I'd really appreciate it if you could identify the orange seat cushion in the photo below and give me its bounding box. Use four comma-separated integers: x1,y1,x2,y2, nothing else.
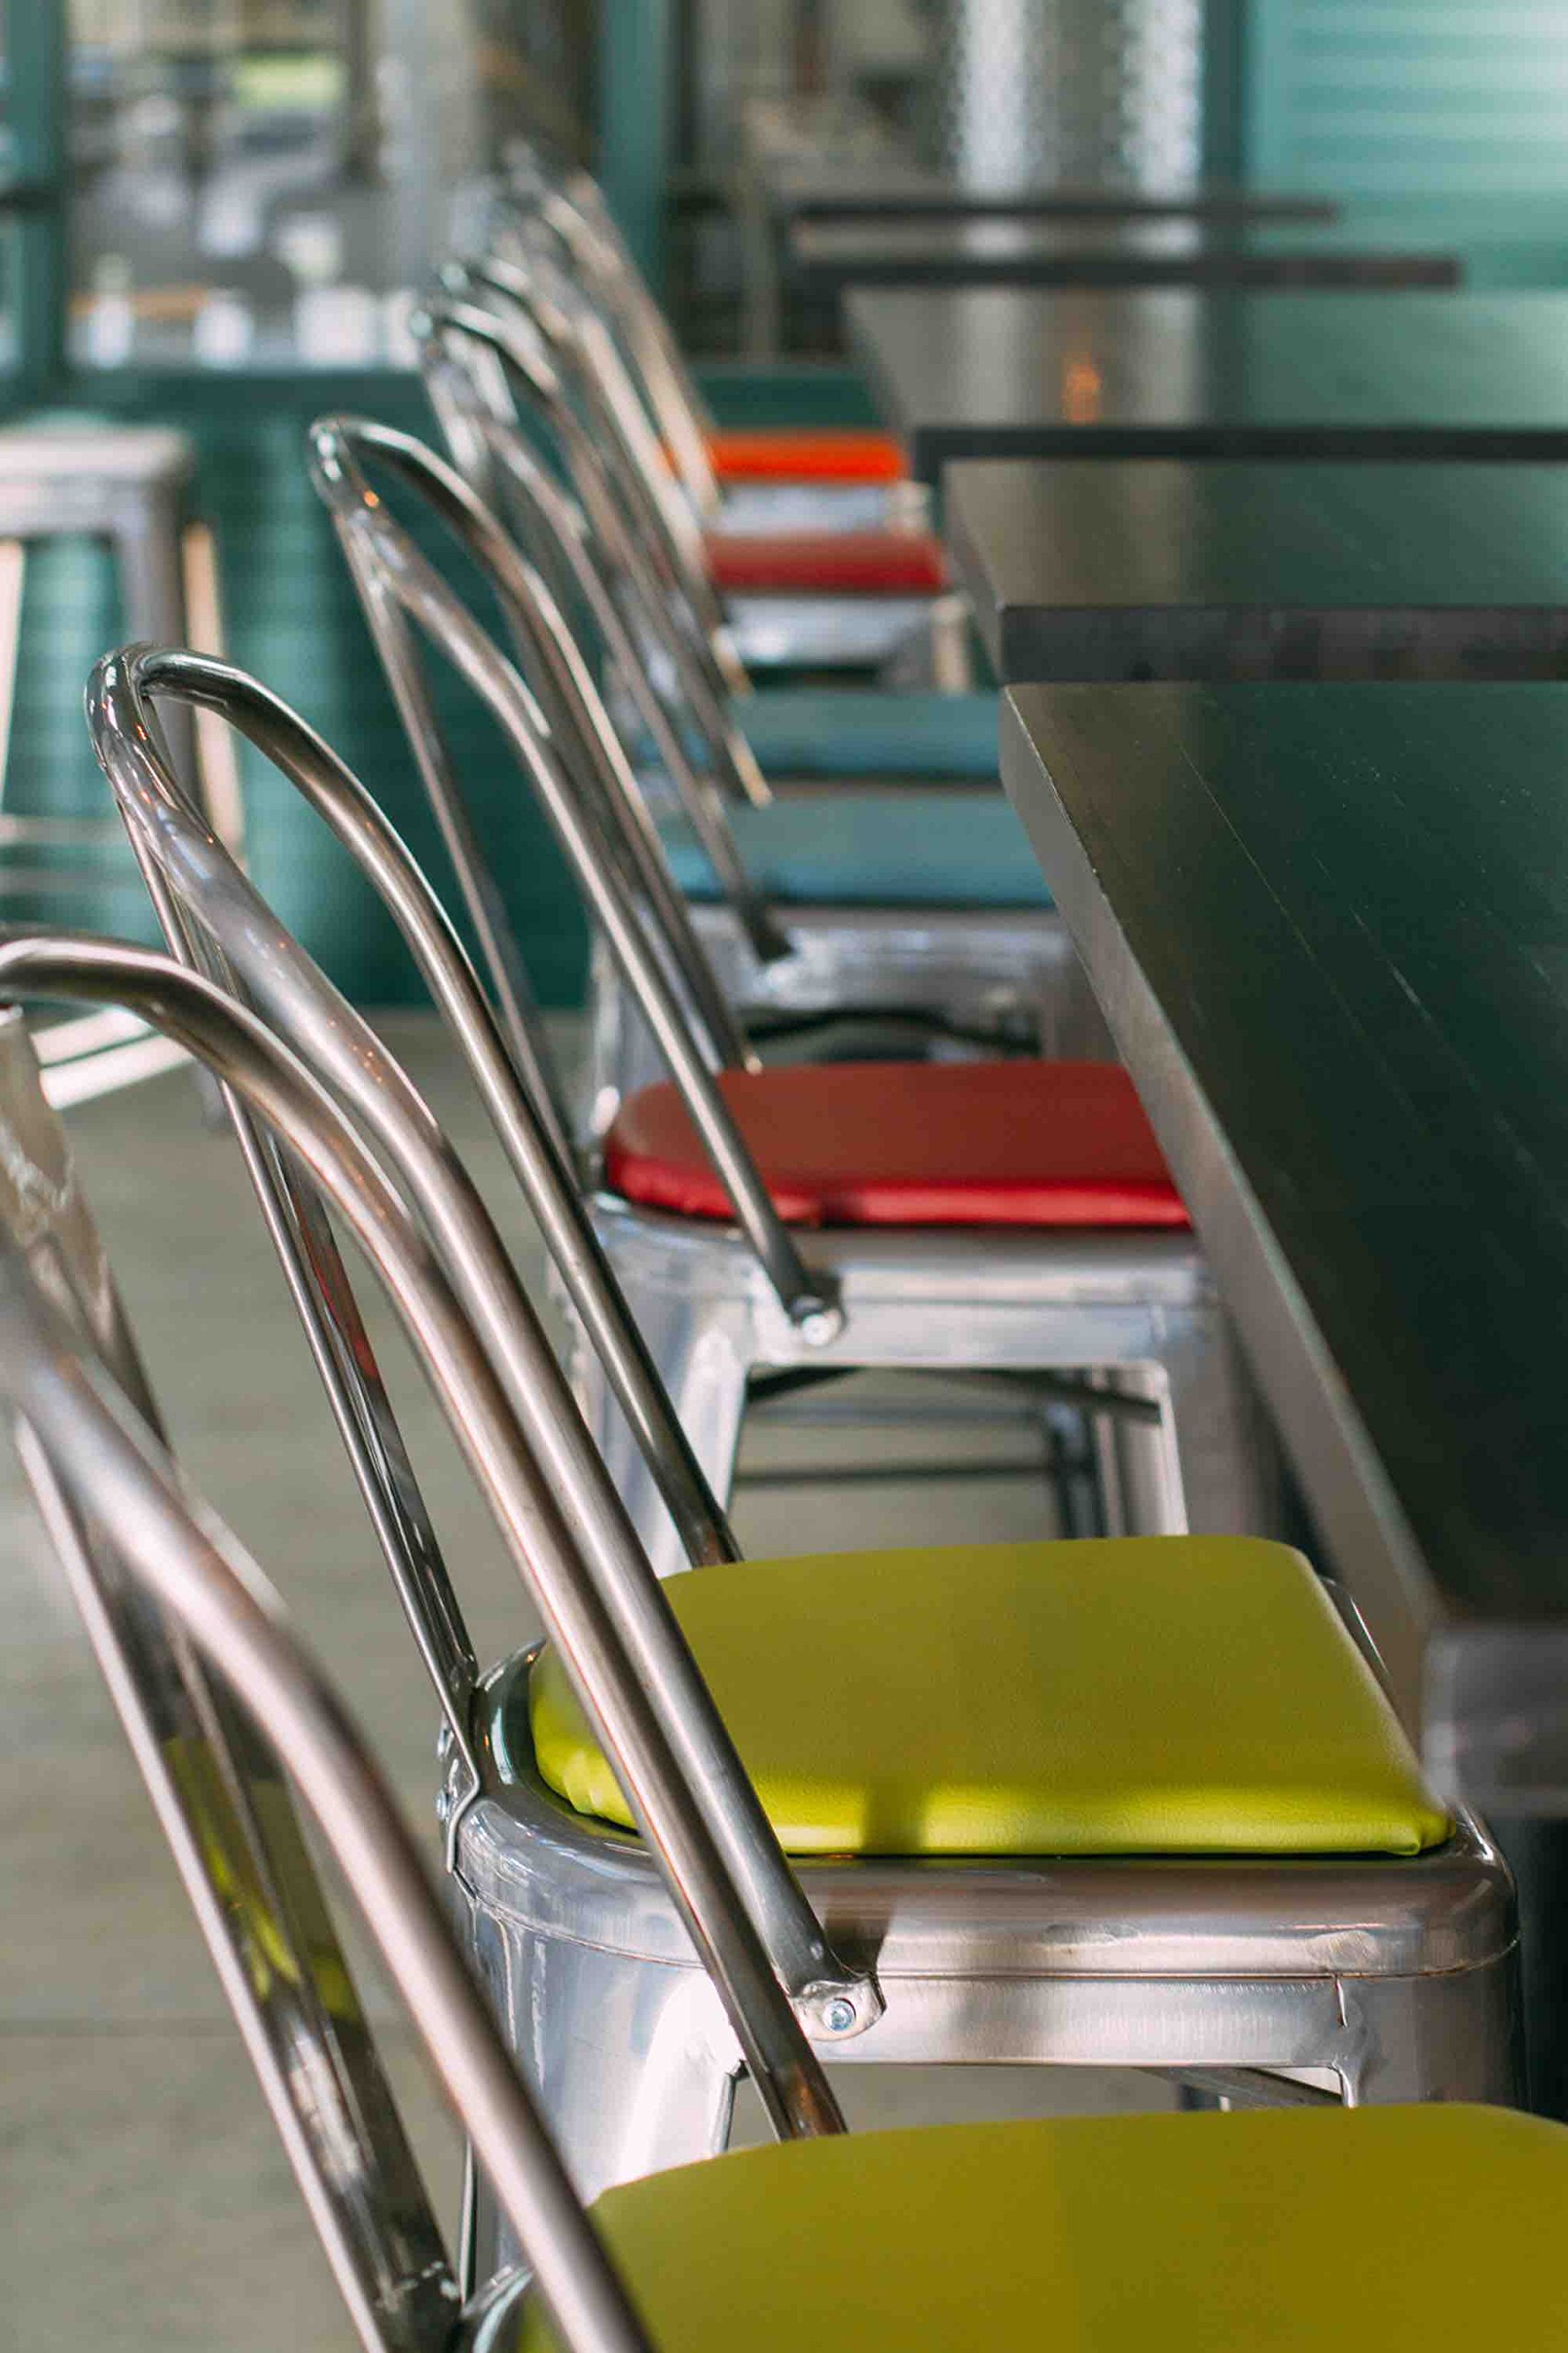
704,528,949,597
704,426,908,484
602,1060,1191,1229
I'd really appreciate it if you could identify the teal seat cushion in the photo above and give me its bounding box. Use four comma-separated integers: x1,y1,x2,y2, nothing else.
658,790,1051,908
738,688,999,779
631,688,1000,781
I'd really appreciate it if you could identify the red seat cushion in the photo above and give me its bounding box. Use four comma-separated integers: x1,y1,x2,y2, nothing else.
603,1061,1191,1230
704,529,949,597
704,427,908,485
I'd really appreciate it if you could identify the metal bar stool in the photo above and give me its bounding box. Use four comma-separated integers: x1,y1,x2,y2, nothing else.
4,1056,1558,2353
0,423,243,1103
0,951,1523,2323
308,417,1272,1556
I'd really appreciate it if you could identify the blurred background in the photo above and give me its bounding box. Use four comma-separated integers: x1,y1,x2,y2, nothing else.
2,0,1566,1006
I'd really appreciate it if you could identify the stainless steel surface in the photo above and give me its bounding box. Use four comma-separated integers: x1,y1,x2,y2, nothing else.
0,1132,651,2353
926,0,1201,192
458,1639,1517,2255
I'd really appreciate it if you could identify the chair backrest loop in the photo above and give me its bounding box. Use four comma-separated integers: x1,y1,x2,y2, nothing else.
0,938,870,2129
0,1183,653,2353
306,419,842,1341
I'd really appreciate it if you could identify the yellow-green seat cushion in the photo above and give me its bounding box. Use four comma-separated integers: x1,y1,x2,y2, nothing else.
515,2105,1568,2353
526,1536,1449,1858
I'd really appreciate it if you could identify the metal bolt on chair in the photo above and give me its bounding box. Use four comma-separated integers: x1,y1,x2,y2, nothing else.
0,979,1535,2347
306,415,1276,1560
73,658,1520,2249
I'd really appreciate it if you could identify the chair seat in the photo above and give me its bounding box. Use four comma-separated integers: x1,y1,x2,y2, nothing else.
528,1536,1449,1857
657,790,1050,908
516,2106,1568,2353
705,528,948,597
703,426,907,484
602,1059,1186,1228
738,687,999,779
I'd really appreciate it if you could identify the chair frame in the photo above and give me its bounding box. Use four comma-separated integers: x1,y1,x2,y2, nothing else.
308,413,1280,1559
414,291,1094,1138
77,654,1521,2273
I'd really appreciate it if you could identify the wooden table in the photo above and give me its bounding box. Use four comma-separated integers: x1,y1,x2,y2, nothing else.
945,459,1568,683
848,289,1568,482
793,215,1457,293
1000,680,1568,1804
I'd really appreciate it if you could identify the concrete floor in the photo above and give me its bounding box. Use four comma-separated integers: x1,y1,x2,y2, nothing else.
0,1013,1169,2348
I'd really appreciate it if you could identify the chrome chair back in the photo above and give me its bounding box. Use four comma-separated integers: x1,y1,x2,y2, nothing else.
0,1029,656,2351
66,685,1521,2250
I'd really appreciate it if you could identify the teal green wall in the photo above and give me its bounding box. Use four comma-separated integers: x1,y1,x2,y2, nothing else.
1243,2,1568,286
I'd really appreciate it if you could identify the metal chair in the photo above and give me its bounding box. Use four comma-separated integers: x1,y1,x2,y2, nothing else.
403,325,1092,1120
305,416,1276,1562
0,1006,1551,2353
493,153,914,531
0,949,1523,2312
449,237,970,683
73,658,1516,2221
0,424,244,1103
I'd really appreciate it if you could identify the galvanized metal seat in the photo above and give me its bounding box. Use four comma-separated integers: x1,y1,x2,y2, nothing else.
72,648,1517,2251
0,1007,1544,2353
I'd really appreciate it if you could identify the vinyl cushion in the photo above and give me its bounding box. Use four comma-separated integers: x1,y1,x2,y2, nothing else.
656,790,1050,908
602,1059,1187,1228
703,426,908,483
515,2107,1568,2353
737,687,999,778
704,527,948,596
528,1536,1450,1857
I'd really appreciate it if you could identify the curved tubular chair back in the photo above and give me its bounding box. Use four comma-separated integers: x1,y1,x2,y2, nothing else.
0,938,868,2123
0,1006,460,2353
85,667,875,2055
0,1106,653,2353
91,642,738,1583
305,416,843,1342
416,300,783,948
492,159,724,523
450,245,751,702
426,263,767,807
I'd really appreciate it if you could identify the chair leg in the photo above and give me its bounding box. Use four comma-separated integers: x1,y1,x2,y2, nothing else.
1149,1305,1288,1539
468,1915,740,2281
573,1272,754,1578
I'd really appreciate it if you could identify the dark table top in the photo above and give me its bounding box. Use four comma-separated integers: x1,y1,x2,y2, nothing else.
849,289,1568,481
758,153,1338,224
793,214,1456,292
946,460,1568,683
1000,682,1568,1794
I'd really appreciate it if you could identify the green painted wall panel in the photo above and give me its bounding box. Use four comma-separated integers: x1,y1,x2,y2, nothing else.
1249,3,1568,194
